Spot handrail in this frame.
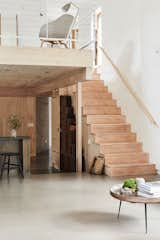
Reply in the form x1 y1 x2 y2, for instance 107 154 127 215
100 46 159 127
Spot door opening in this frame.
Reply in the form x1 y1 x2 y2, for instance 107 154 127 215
60 96 76 172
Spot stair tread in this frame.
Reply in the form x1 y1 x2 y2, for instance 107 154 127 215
87 114 125 117
83 80 104 82
85 114 122 116
107 163 155 167
83 101 116 106
105 152 149 165
91 123 129 126
82 88 108 91
101 142 141 146
105 152 147 156
83 107 121 115
85 104 119 106
82 77 157 176
83 96 111 98
82 86 106 89
82 91 111 94
95 132 135 135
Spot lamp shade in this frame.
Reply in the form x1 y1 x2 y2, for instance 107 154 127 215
62 3 72 12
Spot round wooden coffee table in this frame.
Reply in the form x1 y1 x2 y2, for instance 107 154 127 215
110 184 160 233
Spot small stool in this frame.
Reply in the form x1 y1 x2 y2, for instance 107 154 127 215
0 152 24 178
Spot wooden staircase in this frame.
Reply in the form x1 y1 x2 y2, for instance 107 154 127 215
82 79 157 177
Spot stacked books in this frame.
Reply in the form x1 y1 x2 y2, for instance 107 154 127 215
137 181 160 198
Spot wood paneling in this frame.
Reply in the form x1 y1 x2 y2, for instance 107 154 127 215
52 94 60 169
0 87 36 97
0 47 92 68
76 82 82 172
0 65 84 88
0 97 36 156
35 68 86 96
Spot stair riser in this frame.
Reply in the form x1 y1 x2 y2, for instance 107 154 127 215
107 159 148 165
91 125 131 134
101 144 142 154
105 155 149 164
105 165 156 177
86 116 126 124
82 82 104 88
83 107 121 115
82 79 157 177
82 87 108 92
83 99 116 106
95 134 136 143
83 93 112 99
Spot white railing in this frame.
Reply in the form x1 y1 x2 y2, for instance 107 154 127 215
0 13 81 49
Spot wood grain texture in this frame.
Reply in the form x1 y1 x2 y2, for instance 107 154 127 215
0 87 36 97
110 185 160 203
76 82 82 172
0 47 92 67
52 94 60 169
35 68 86 96
81 79 157 177
0 97 36 156
0 65 84 88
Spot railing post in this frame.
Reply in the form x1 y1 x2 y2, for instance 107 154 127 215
16 14 19 47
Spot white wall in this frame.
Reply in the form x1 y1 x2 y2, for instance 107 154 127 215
100 0 160 170
1 0 160 169
0 0 43 47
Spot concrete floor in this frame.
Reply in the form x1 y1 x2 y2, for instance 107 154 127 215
0 174 160 240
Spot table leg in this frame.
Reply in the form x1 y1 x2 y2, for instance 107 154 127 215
144 203 148 234
117 200 122 219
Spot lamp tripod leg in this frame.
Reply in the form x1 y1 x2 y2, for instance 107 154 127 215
117 201 122 219
145 203 148 234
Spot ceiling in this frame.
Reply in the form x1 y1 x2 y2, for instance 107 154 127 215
0 65 83 87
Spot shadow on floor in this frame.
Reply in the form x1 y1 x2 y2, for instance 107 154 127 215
31 150 60 174
65 210 136 225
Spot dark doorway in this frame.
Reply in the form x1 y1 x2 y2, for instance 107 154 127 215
60 96 76 172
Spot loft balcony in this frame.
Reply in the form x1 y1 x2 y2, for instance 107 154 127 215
0 47 92 96
0 11 94 96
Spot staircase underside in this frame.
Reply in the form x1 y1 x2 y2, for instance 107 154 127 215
0 47 92 97
82 79 157 177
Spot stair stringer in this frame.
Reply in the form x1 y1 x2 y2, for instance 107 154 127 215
81 79 157 177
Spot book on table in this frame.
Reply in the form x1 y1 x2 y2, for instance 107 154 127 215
138 181 160 198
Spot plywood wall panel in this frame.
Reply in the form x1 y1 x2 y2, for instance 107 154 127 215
0 97 36 156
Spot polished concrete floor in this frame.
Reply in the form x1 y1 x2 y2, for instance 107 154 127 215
0 173 160 240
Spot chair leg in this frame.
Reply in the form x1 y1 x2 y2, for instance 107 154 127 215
63 43 68 48
0 155 6 178
17 156 24 178
7 156 10 177
19 158 24 178
40 40 44 48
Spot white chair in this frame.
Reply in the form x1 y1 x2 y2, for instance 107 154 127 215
39 14 75 48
